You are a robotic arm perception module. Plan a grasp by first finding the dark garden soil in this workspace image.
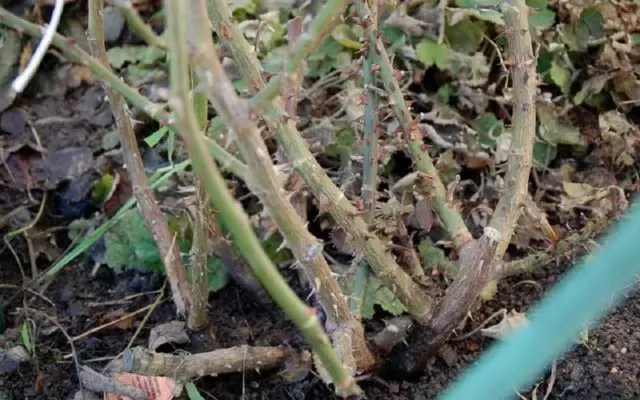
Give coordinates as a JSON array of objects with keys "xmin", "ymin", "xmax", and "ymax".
[{"xmin": 2, "ymin": 231, "xmax": 640, "ymax": 399}]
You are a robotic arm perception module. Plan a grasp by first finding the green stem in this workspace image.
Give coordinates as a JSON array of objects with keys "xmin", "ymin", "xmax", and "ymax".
[
  {"xmin": 187, "ymin": 69, "xmax": 212, "ymax": 330},
  {"xmin": 488, "ymin": 0, "xmax": 537, "ymax": 258},
  {"xmin": 351, "ymin": 0, "xmax": 379, "ymax": 318},
  {"xmin": 110, "ymin": 0, "xmax": 166, "ymax": 49},
  {"xmin": 168, "ymin": 0, "xmax": 361, "ymax": 396},
  {"xmin": 248, "ymin": 0, "xmax": 347, "ymax": 113},
  {"xmin": 353, "ymin": 0, "xmax": 471, "ymax": 249},
  {"xmin": 206, "ymin": 0, "xmax": 431, "ymax": 323}
]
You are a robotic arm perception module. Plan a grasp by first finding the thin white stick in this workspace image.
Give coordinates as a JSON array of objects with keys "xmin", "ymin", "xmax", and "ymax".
[{"xmin": 10, "ymin": 0, "xmax": 65, "ymax": 94}]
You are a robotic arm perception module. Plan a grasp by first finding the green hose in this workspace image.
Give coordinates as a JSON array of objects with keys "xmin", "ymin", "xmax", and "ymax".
[{"xmin": 440, "ymin": 199, "xmax": 640, "ymax": 400}]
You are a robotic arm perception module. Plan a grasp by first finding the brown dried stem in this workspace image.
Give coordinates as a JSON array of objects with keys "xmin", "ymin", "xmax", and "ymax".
[
  {"xmin": 394, "ymin": 0, "xmax": 538, "ymax": 372},
  {"xmin": 187, "ymin": 0, "xmax": 369, "ymax": 382},
  {"xmin": 108, "ymin": 346, "xmax": 287, "ymax": 380},
  {"xmin": 88, "ymin": 0, "xmax": 192, "ymax": 316},
  {"xmin": 206, "ymin": 0, "xmax": 431, "ymax": 326}
]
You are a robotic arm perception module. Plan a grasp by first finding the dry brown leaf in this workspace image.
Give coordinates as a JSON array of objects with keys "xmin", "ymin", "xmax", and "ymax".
[
  {"xmin": 148, "ymin": 321, "xmax": 190, "ymax": 351},
  {"xmin": 481, "ymin": 309, "xmax": 528, "ymax": 340}
]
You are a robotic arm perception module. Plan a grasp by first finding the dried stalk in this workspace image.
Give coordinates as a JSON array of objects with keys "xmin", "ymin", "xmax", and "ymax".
[
  {"xmin": 394, "ymin": 0, "xmax": 538, "ymax": 371},
  {"xmin": 88, "ymin": 0, "xmax": 192, "ymax": 316},
  {"xmin": 354, "ymin": 0, "xmax": 472, "ymax": 249},
  {"xmin": 206, "ymin": 0, "xmax": 432, "ymax": 323},
  {"xmin": 108, "ymin": 346, "xmax": 286, "ymax": 380},
  {"xmin": 186, "ymin": 0, "xmax": 370, "ymax": 383},
  {"xmin": 0, "ymin": 6, "xmax": 247, "ymax": 181},
  {"xmin": 109, "ymin": 0, "xmax": 166, "ymax": 49},
  {"xmin": 164, "ymin": 0, "xmax": 360, "ymax": 395}
]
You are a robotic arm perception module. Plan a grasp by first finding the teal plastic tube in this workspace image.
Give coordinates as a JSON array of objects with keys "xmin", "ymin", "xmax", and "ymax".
[{"xmin": 440, "ymin": 199, "xmax": 640, "ymax": 400}]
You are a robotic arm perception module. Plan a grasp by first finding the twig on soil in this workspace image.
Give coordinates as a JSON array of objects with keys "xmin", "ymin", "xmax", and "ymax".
[
  {"xmin": 543, "ymin": 360, "xmax": 557, "ymax": 400},
  {"xmin": 165, "ymin": 0, "xmax": 361, "ymax": 395},
  {"xmin": 206, "ymin": 0, "xmax": 432, "ymax": 328},
  {"xmin": 79, "ymin": 366, "xmax": 147, "ymax": 400},
  {"xmin": 0, "ymin": 284, "xmax": 55, "ymax": 306},
  {"xmin": 497, "ymin": 217, "xmax": 607, "ymax": 280},
  {"xmin": 109, "ymin": 0, "xmax": 166, "ymax": 49},
  {"xmin": 71, "ymin": 302, "xmax": 164, "ymax": 342},
  {"xmin": 88, "ymin": 0, "xmax": 193, "ymax": 317},
  {"xmin": 108, "ymin": 345, "xmax": 287, "ymax": 380},
  {"xmin": 450, "ymin": 309, "xmax": 507, "ymax": 342}
]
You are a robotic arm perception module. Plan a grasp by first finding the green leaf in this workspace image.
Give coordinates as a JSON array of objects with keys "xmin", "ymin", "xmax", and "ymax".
[
  {"xmin": 455, "ymin": 0, "xmax": 476, "ymax": 7},
  {"xmin": 91, "ymin": 173, "xmax": 116, "ymax": 204},
  {"xmin": 455, "ymin": 0, "xmax": 499, "ymax": 7},
  {"xmin": 528, "ymin": 8, "xmax": 555, "ymax": 30},
  {"xmin": 381, "ymin": 27, "xmax": 406, "ymax": 50},
  {"xmin": 144, "ymin": 126, "xmax": 169, "ymax": 147},
  {"xmin": 549, "ymin": 61, "xmax": 571, "ymax": 94},
  {"xmin": 449, "ymin": 8, "xmax": 504, "ymax": 26},
  {"xmin": 437, "ymin": 84, "xmax": 453, "ymax": 104},
  {"xmin": 472, "ymin": 112, "xmax": 504, "ymax": 147},
  {"xmin": 185, "ymin": 382, "xmax": 206, "ymax": 400},
  {"xmin": 102, "ymin": 129, "xmax": 120, "ymax": 150},
  {"xmin": 416, "ymin": 39, "xmax": 450, "ymax": 70},
  {"xmin": 326, "ymin": 128, "xmax": 356, "ymax": 158},
  {"xmin": 21, "ymin": 322, "xmax": 33, "ymax": 354},
  {"xmin": 536, "ymin": 49, "xmax": 553, "ymax": 76},
  {"xmin": 362, "ymin": 275, "xmax": 406, "ymax": 319},
  {"xmin": 632, "ymin": 33, "xmax": 640, "ymax": 47},
  {"xmin": 573, "ymin": 73, "xmax": 613, "ymax": 105},
  {"xmin": 206, "ymin": 257, "xmax": 228, "ymax": 292},
  {"xmin": 445, "ymin": 19, "xmax": 485, "ymax": 54},
  {"xmin": 418, "ymin": 238, "xmax": 457, "ymax": 275},
  {"xmin": 107, "ymin": 45, "xmax": 165, "ymax": 69},
  {"xmin": 537, "ymin": 103, "xmax": 585, "ymax": 147},
  {"xmin": 262, "ymin": 233, "xmax": 293, "ymax": 264},
  {"xmin": 138, "ymin": 46, "xmax": 166, "ymax": 65},
  {"xmin": 104, "ymin": 209, "xmax": 164, "ymax": 272},
  {"xmin": 532, "ymin": 141, "xmax": 557, "ymax": 168},
  {"xmin": 331, "ymin": 24, "xmax": 361, "ymax": 50},
  {"xmin": 577, "ymin": 7, "xmax": 605, "ymax": 45},
  {"xmin": 435, "ymin": 149, "xmax": 462, "ymax": 184},
  {"xmin": 526, "ymin": 0, "xmax": 548, "ymax": 8}
]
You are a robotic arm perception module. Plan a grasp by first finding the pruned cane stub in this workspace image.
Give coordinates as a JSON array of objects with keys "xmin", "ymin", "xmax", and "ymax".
[{"xmin": 390, "ymin": 227, "xmax": 503, "ymax": 373}]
